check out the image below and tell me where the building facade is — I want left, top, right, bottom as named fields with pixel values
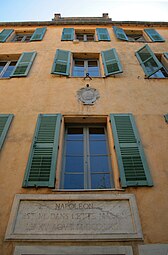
left=0, top=13, right=168, bottom=255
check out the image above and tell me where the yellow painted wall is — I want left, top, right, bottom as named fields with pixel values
left=0, top=23, right=168, bottom=255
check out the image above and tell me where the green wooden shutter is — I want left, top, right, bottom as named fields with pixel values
left=135, top=44, right=163, bottom=77
left=101, top=48, right=123, bottom=76
left=10, top=51, right=36, bottom=77
left=23, top=114, right=62, bottom=188
left=113, top=26, right=128, bottom=41
left=0, top=114, right=13, bottom=150
left=110, top=113, right=153, bottom=187
left=30, top=27, right=47, bottom=41
left=164, top=53, right=168, bottom=59
left=0, top=29, right=14, bottom=42
left=51, top=49, right=71, bottom=76
left=96, top=28, right=110, bottom=41
left=61, top=28, right=74, bottom=41
left=144, top=29, right=165, bottom=42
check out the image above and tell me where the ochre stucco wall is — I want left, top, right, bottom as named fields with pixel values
left=0, top=24, right=168, bottom=255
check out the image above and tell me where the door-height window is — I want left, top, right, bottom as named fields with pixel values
left=62, top=125, right=113, bottom=189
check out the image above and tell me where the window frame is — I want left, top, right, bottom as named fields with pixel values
left=60, top=123, right=114, bottom=190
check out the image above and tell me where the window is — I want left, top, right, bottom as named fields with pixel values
left=51, top=49, right=122, bottom=77
left=61, top=124, right=113, bottom=189
left=23, top=114, right=153, bottom=189
left=61, top=28, right=110, bottom=41
left=76, top=32, right=95, bottom=41
left=113, top=26, right=165, bottom=42
left=0, top=114, right=13, bottom=150
left=72, top=55, right=100, bottom=77
left=0, top=27, right=46, bottom=43
left=0, top=61, right=17, bottom=78
left=135, top=44, right=168, bottom=78
left=12, top=33, right=33, bottom=42
left=0, top=52, right=37, bottom=78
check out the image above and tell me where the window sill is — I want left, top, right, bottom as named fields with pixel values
left=52, top=188, right=125, bottom=192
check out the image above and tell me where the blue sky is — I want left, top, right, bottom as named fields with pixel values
left=0, top=0, right=168, bottom=22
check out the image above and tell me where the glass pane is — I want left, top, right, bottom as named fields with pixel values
left=65, top=156, right=84, bottom=172
left=76, top=34, right=84, bottom=41
left=86, top=34, right=94, bottom=41
left=90, top=156, right=110, bottom=172
left=138, top=48, right=151, bottom=62
left=150, top=69, right=165, bottom=78
left=91, top=173, right=111, bottom=189
left=13, top=34, right=24, bottom=42
left=89, top=127, right=105, bottom=140
left=66, top=140, right=83, bottom=155
left=64, top=174, right=84, bottom=189
left=67, top=127, right=83, bottom=140
left=2, top=61, right=16, bottom=78
left=73, top=60, right=84, bottom=77
left=88, top=61, right=100, bottom=77
left=0, top=62, right=7, bottom=74
left=90, top=140, right=107, bottom=155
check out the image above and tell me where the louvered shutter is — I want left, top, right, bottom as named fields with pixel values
left=101, top=48, right=123, bottom=76
left=164, top=53, right=168, bottom=59
left=113, top=26, right=128, bottom=41
left=0, top=114, right=13, bottom=149
left=96, top=28, right=110, bottom=41
left=51, top=49, right=71, bottom=76
left=61, top=28, right=74, bottom=41
left=30, top=27, right=47, bottom=41
left=164, top=114, right=168, bottom=123
left=144, top=29, right=165, bottom=42
left=110, top=114, right=153, bottom=187
left=0, top=29, right=14, bottom=42
left=23, top=114, right=62, bottom=188
left=135, top=44, right=163, bottom=77
left=10, top=51, right=36, bottom=77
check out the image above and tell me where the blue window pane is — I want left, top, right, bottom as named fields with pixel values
left=89, top=127, right=105, bottom=140
left=88, top=61, right=100, bottom=77
left=89, top=140, right=107, bottom=154
left=64, top=174, right=84, bottom=189
left=90, top=156, right=110, bottom=172
left=2, top=62, right=16, bottom=78
left=73, top=60, right=84, bottom=77
left=91, top=173, right=111, bottom=189
left=65, top=156, right=84, bottom=172
left=67, top=127, right=83, bottom=140
left=66, top=140, right=83, bottom=155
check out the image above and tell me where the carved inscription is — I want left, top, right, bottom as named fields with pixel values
left=5, top=194, right=143, bottom=240
left=14, top=200, right=134, bottom=234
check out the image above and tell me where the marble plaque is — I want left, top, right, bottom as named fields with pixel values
left=5, top=194, right=143, bottom=241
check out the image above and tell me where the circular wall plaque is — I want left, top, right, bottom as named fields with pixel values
left=77, top=87, right=100, bottom=105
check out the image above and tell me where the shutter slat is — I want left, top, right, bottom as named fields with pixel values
left=23, top=114, right=62, bottom=187
left=61, top=28, right=74, bottom=41
left=113, top=26, right=128, bottom=41
left=51, top=49, right=71, bottom=76
left=30, top=27, right=47, bottom=41
left=0, top=29, right=14, bottom=42
left=0, top=114, right=14, bottom=149
left=110, top=113, right=153, bottom=187
left=135, top=44, right=163, bottom=77
left=96, top=28, right=110, bottom=41
left=10, top=51, right=36, bottom=77
left=101, top=48, right=123, bottom=76
left=144, top=29, right=165, bottom=42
